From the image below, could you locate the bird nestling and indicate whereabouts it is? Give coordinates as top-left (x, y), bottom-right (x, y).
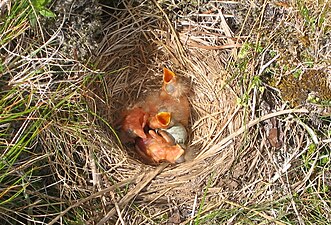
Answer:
top-left (135, 130), bottom-right (185, 164)
top-left (118, 68), bottom-right (190, 164)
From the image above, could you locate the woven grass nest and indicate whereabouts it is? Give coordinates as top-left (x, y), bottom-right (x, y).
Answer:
top-left (40, 1), bottom-right (330, 224)
top-left (93, 1), bottom-right (241, 217)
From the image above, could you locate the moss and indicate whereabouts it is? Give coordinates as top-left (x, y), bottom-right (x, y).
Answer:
top-left (278, 69), bottom-right (331, 107)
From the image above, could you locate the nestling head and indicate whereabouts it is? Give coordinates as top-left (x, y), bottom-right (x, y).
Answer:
top-left (162, 68), bottom-right (188, 98)
top-left (149, 111), bottom-right (172, 129)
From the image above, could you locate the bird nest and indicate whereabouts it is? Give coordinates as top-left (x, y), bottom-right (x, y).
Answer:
top-left (84, 1), bottom-right (242, 222)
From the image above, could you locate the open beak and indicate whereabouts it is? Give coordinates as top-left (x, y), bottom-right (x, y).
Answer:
top-left (149, 111), bottom-right (172, 129)
top-left (156, 111), bottom-right (171, 127)
top-left (163, 68), bottom-right (176, 84)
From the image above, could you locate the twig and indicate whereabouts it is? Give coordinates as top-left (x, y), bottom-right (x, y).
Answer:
top-left (258, 52), bottom-right (280, 76)
top-left (187, 42), bottom-right (242, 50)
top-left (111, 192), bottom-right (125, 225)
top-left (189, 193), bottom-right (198, 225)
top-left (197, 108), bottom-right (309, 159)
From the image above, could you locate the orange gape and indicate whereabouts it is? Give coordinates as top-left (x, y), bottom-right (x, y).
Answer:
top-left (135, 130), bottom-right (184, 164)
top-left (118, 68), bottom-right (189, 164)
top-left (148, 111), bottom-right (172, 129)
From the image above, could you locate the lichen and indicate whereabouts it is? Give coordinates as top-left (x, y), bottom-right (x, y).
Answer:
top-left (278, 69), bottom-right (331, 107)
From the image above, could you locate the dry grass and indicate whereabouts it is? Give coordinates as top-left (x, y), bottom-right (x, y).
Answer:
top-left (1, 0), bottom-right (330, 224)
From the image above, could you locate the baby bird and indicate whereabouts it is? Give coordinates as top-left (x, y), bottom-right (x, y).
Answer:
top-left (142, 68), bottom-right (190, 127)
top-left (119, 107), bottom-right (149, 142)
top-left (135, 129), bottom-right (185, 164)
top-left (159, 68), bottom-right (190, 127)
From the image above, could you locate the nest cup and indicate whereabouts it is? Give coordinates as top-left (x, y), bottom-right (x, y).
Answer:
top-left (90, 1), bottom-right (243, 221)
